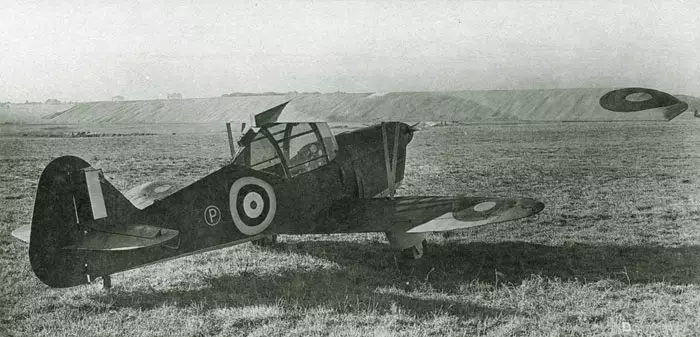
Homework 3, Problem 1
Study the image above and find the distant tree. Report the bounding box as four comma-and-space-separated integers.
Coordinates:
112, 95, 124, 102
45, 99, 61, 104
167, 93, 183, 100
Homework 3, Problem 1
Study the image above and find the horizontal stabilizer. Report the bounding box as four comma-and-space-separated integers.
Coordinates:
11, 225, 31, 244
62, 224, 179, 251
89, 223, 167, 238
314, 196, 544, 234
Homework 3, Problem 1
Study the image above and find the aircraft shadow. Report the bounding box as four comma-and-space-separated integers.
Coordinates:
265, 238, 700, 287
82, 239, 698, 316
83, 259, 514, 319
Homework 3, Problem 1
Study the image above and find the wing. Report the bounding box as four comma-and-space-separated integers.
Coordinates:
45, 87, 689, 124
264, 87, 688, 124
599, 87, 688, 121
312, 196, 544, 234
124, 181, 181, 210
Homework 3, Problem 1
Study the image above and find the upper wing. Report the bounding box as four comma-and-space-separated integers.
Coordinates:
599, 87, 688, 121
45, 87, 688, 124
310, 196, 544, 234
264, 87, 688, 124
124, 181, 181, 210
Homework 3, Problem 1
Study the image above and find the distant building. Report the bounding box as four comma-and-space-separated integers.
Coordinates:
45, 99, 61, 105
167, 93, 183, 100
112, 95, 124, 102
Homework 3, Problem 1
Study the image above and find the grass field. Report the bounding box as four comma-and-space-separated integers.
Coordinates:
1, 122, 700, 336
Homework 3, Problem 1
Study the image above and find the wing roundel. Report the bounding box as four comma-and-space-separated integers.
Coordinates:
229, 176, 277, 235
599, 87, 688, 120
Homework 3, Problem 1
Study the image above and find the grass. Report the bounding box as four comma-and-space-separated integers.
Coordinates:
1, 121, 700, 336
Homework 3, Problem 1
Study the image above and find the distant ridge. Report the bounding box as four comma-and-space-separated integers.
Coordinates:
46, 95, 293, 123
38, 88, 698, 124
672, 95, 700, 120
0, 103, 75, 124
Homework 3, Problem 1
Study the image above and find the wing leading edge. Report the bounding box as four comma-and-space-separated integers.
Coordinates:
314, 196, 544, 234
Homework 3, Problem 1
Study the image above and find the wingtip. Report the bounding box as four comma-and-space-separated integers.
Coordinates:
599, 87, 688, 120
533, 201, 545, 214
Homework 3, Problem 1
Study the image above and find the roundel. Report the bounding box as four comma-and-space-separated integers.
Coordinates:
473, 201, 497, 212
229, 177, 277, 235
599, 87, 684, 112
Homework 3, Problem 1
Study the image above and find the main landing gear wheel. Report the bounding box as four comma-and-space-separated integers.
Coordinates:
251, 234, 278, 247
401, 239, 428, 260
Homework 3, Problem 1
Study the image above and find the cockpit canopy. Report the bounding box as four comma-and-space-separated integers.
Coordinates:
232, 123, 338, 178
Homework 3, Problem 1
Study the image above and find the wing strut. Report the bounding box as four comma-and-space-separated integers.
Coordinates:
381, 122, 401, 199
226, 123, 236, 159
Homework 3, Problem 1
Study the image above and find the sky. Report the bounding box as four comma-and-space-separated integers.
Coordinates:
1, 0, 698, 102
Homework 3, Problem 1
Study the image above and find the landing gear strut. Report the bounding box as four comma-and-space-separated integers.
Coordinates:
386, 231, 428, 260
102, 275, 111, 290
381, 123, 428, 260
401, 239, 428, 260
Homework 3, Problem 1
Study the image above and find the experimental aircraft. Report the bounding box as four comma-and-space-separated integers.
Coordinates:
10, 87, 688, 289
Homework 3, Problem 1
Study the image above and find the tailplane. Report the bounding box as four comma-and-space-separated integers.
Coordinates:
25, 156, 179, 287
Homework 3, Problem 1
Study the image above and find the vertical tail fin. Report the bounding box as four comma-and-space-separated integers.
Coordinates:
29, 156, 139, 287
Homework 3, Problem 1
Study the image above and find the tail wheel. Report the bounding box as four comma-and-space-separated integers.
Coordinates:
251, 234, 277, 247
401, 239, 428, 260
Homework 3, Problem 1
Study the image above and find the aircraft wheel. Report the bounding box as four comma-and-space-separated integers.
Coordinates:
251, 234, 277, 247
401, 239, 428, 260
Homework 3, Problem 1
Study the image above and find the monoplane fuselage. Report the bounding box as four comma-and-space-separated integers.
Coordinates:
26, 122, 416, 287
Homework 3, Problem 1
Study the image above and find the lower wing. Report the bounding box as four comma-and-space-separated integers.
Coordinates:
313, 196, 544, 234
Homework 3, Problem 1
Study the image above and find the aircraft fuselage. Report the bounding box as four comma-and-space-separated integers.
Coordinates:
28, 122, 414, 287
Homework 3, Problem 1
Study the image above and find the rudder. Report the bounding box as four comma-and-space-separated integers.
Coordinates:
29, 156, 138, 287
